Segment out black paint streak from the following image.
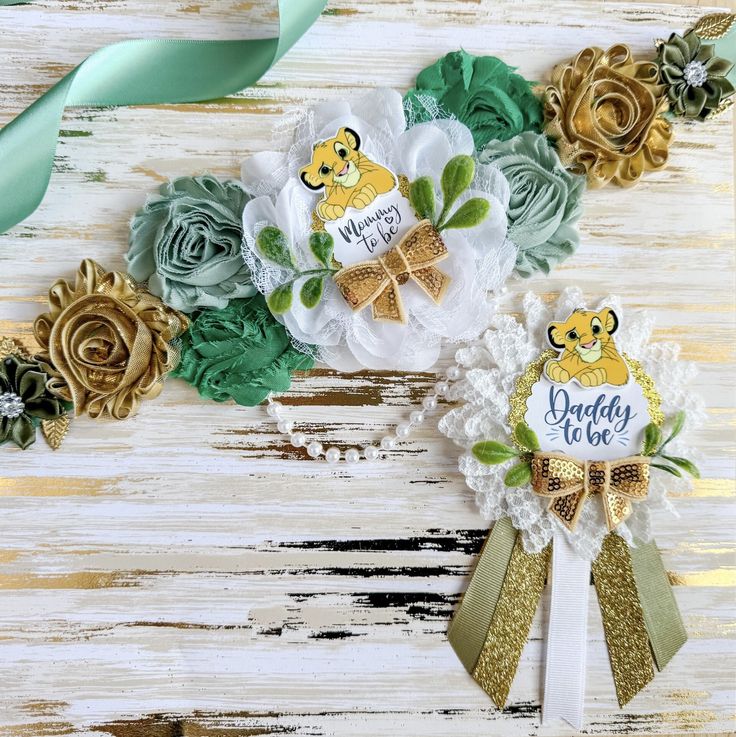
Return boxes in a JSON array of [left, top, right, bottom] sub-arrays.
[[353, 591, 458, 620], [276, 529, 487, 556], [309, 630, 364, 640]]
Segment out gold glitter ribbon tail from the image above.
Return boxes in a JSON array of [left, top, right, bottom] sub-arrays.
[[470, 536, 551, 708], [592, 533, 655, 707]]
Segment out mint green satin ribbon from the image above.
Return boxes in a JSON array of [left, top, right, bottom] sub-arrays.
[[0, 0, 325, 232]]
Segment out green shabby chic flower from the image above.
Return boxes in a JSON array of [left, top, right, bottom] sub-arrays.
[[0, 354, 65, 450], [173, 295, 314, 406], [479, 132, 585, 277], [127, 175, 255, 313], [658, 30, 735, 119], [404, 50, 543, 150]]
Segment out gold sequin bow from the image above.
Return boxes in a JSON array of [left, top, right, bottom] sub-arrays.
[[333, 219, 451, 323], [531, 452, 650, 532]]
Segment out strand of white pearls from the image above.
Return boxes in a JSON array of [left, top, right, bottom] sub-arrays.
[[266, 364, 463, 464]]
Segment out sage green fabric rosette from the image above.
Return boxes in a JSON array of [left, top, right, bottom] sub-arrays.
[[173, 295, 314, 406], [1, 355, 66, 449], [479, 132, 585, 277], [658, 30, 735, 119], [404, 50, 543, 150], [127, 175, 255, 313]]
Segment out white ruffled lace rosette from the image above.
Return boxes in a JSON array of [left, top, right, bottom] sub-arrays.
[[439, 288, 705, 561], [240, 88, 514, 371]]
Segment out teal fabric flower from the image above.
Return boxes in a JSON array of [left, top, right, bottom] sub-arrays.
[[173, 295, 314, 406], [404, 50, 543, 150], [127, 175, 255, 313], [1, 354, 65, 450], [479, 132, 585, 277], [658, 30, 735, 119]]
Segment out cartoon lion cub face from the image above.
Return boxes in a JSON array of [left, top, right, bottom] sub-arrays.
[[544, 307, 629, 387], [299, 127, 396, 221]]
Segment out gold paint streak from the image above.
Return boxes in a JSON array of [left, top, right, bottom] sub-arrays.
[[0, 571, 134, 590], [131, 100, 285, 115], [660, 708, 718, 731], [3, 722, 75, 737], [669, 478, 735, 498], [667, 568, 736, 587], [19, 700, 68, 717], [686, 614, 736, 638], [0, 550, 22, 564], [666, 689, 711, 706], [0, 295, 47, 304], [0, 477, 112, 497], [95, 714, 282, 737], [131, 166, 168, 183]]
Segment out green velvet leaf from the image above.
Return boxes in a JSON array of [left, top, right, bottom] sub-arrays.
[[515, 421, 540, 451], [309, 231, 334, 268], [660, 411, 686, 450], [472, 440, 518, 465], [651, 462, 682, 478], [439, 197, 490, 231], [504, 462, 532, 487], [299, 276, 324, 309], [440, 155, 475, 215], [409, 176, 436, 223], [660, 454, 700, 478], [642, 423, 662, 456], [257, 226, 294, 269], [266, 283, 294, 314]]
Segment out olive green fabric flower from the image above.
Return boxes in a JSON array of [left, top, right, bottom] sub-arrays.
[[0, 354, 65, 450], [173, 295, 314, 406], [404, 50, 543, 150], [127, 175, 255, 313], [479, 132, 585, 277], [658, 31, 734, 119]]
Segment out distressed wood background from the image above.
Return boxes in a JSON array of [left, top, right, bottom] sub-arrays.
[[0, 1, 734, 736]]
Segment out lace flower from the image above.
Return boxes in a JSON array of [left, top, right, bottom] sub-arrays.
[[439, 289, 704, 561], [240, 88, 515, 372]]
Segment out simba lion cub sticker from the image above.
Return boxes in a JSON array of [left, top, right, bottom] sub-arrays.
[[544, 307, 629, 387], [300, 127, 397, 222]]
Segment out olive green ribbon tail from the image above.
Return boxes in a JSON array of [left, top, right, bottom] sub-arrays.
[[0, 0, 326, 233], [448, 517, 550, 708], [630, 539, 687, 670]]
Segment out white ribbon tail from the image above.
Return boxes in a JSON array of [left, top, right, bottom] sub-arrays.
[[542, 529, 591, 731]]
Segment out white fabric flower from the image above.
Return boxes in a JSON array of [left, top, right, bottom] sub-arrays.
[[439, 288, 705, 561], [240, 88, 515, 371]]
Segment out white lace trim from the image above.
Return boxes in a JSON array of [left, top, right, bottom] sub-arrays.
[[439, 289, 706, 561], [240, 88, 515, 372]]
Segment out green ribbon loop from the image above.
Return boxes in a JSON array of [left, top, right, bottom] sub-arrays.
[[0, 0, 325, 233]]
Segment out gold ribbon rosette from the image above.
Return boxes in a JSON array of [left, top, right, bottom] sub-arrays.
[[333, 219, 451, 323], [531, 452, 651, 532]]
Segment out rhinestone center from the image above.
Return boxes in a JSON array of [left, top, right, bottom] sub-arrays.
[[0, 392, 25, 419], [683, 60, 708, 88]]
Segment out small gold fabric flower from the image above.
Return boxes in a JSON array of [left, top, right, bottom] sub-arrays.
[[544, 44, 672, 188], [34, 259, 188, 420]]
